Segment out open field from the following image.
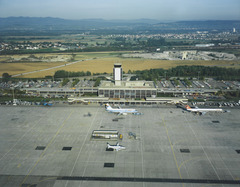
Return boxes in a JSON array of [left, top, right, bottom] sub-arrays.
[[1, 34, 115, 46], [0, 54, 74, 63], [0, 62, 67, 77], [1, 52, 240, 78], [0, 105, 239, 187]]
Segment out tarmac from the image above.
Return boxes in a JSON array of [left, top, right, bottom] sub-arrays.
[[0, 105, 239, 187]]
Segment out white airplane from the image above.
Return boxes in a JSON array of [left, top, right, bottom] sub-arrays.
[[105, 103, 138, 115], [185, 105, 224, 115], [107, 142, 125, 151]]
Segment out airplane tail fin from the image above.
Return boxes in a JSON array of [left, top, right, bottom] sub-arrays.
[[105, 103, 112, 110], [185, 105, 192, 110]]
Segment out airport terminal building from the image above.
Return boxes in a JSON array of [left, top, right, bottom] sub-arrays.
[[67, 64, 187, 104], [25, 63, 188, 104], [98, 80, 157, 99], [98, 63, 157, 99]]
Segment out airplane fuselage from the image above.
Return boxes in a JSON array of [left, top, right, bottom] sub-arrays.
[[106, 108, 137, 113], [105, 104, 138, 115], [184, 105, 224, 114], [107, 143, 125, 151], [187, 108, 223, 112]]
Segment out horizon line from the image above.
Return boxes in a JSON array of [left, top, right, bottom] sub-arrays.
[[0, 16, 240, 22]]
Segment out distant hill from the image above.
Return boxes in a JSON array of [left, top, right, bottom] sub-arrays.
[[0, 17, 158, 31], [167, 20, 240, 30], [0, 17, 239, 34]]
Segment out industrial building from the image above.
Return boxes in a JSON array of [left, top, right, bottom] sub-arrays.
[[195, 43, 215, 47]]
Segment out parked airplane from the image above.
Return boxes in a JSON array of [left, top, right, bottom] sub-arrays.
[[185, 105, 223, 115], [105, 103, 138, 115], [107, 142, 125, 151]]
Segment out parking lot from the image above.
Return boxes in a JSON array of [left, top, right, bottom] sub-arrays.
[[0, 105, 239, 186], [1, 78, 240, 91], [157, 79, 240, 90], [0, 79, 95, 90]]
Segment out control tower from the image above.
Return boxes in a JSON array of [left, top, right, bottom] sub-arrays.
[[113, 63, 122, 86]]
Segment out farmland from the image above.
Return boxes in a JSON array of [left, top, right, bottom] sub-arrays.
[[0, 52, 240, 78]]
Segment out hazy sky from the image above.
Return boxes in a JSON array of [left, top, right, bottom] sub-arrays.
[[0, 0, 239, 20]]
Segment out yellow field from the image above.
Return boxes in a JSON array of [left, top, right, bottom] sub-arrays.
[[0, 62, 66, 77], [0, 52, 240, 78]]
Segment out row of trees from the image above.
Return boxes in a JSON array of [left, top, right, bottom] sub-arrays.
[[132, 66, 240, 81], [54, 70, 91, 78], [2, 66, 240, 83]]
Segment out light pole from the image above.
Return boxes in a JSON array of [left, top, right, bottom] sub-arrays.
[[52, 72, 55, 82], [12, 87, 17, 106], [198, 71, 200, 81], [12, 87, 15, 100]]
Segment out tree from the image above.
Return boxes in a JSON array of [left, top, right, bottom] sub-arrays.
[[2, 73, 11, 82], [54, 70, 68, 78], [94, 78, 101, 87], [72, 79, 80, 87], [86, 71, 91, 76], [127, 70, 132, 74], [2, 73, 11, 78], [61, 78, 69, 86]]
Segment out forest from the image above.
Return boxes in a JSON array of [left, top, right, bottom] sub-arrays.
[[52, 66, 240, 81], [131, 66, 240, 81]]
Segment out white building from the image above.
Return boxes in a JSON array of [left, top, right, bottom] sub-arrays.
[[113, 63, 122, 86]]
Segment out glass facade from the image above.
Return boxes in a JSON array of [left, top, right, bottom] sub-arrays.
[[98, 89, 157, 99]]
